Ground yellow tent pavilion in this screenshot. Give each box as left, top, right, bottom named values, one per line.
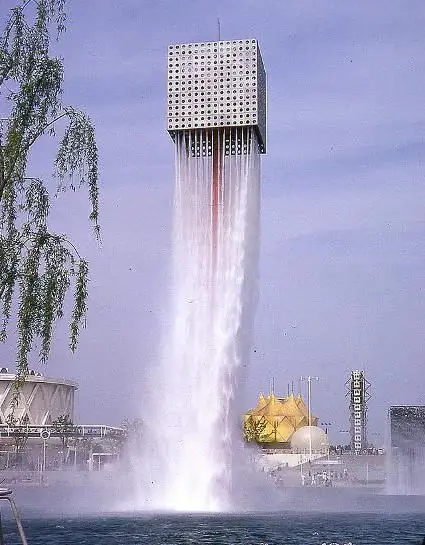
left=243, top=392, right=318, bottom=446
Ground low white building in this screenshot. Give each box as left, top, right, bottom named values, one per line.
left=0, top=369, right=77, bottom=425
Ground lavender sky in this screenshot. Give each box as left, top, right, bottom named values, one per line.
left=1, top=0, right=424, bottom=444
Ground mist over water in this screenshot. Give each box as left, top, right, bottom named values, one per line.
left=387, top=446, right=425, bottom=495
left=386, top=408, right=425, bottom=496
left=134, top=128, right=261, bottom=511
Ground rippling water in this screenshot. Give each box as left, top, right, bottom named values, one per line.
left=3, top=513, right=425, bottom=545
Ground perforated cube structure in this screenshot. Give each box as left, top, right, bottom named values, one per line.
left=167, top=39, right=266, bottom=153
left=389, top=406, right=425, bottom=493
left=390, top=406, right=425, bottom=448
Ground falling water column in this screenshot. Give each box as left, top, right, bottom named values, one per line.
left=162, top=39, right=267, bottom=511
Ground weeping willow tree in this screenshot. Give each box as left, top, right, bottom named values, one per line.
left=0, top=0, right=100, bottom=384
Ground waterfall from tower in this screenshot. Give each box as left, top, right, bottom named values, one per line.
left=132, top=39, right=266, bottom=513
left=141, top=127, right=260, bottom=511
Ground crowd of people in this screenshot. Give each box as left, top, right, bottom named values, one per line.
left=301, top=468, right=349, bottom=487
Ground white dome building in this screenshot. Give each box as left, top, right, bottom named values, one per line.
left=291, top=425, right=329, bottom=454
left=0, top=370, right=77, bottom=425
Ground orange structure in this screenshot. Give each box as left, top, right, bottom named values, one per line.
left=244, top=392, right=318, bottom=447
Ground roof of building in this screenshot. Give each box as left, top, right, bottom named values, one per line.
left=244, top=392, right=318, bottom=444
left=0, top=370, right=78, bottom=389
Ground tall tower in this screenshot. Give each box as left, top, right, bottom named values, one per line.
left=156, top=40, right=266, bottom=511
left=167, top=40, right=266, bottom=250
left=167, top=38, right=266, bottom=145
left=346, top=370, right=371, bottom=454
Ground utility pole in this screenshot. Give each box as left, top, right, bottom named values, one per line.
left=322, top=421, right=332, bottom=435
left=300, top=376, right=319, bottom=461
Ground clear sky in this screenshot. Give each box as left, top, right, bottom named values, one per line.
left=1, top=0, right=424, bottom=444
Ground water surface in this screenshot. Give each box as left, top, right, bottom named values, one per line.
left=3, top=513, right=425, bottom=545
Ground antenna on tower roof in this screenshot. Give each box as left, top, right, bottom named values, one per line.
left=217, top=18, right=221, bottom=41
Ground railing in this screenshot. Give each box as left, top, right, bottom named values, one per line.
left=0, top=424, right=125, bottom=440
left=0, top=489, right=28, bottom=545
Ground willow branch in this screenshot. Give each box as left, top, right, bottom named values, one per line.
left=3, top=111, right=67, bottom=191
left=23, top=111, right=67, bottom=152
left=0, top=142, right=5, bottom=202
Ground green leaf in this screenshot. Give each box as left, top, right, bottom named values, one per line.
left=0, top=0, right=100, bottom=379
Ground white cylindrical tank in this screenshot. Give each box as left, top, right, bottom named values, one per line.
left=0, top=371, right=78, bottom=425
